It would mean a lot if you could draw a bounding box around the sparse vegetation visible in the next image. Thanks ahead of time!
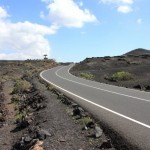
[24,70,32,77]
[74,116,93,125]
[0,60,59,150]
[47,84,55,91]
[82,116,93,126]
[109,71,133,81]
[12,80,31,94]
[15,111,27,122]
[80,72,94,80]
[24,62,32,67]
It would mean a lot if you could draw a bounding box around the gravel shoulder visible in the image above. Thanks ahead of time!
[32,78,109,150]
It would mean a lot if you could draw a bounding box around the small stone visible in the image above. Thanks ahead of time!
[95,125,103,138]
[84,126,88,130]
[36,129,51,140]
[42,120,47,123]
[73,107,81,116]
[0,113,2,117]
[24,136,32,143]
[72,103,78,108]
[59,137,66,142]
[133,85,142,90]
[0,122,3,128]
[28,116,33,122]
[36,131,46,140]
[29,113,33,116]
[40,129,51,136]
[21,136,25,141]
[100,139,112,149]
[146,85,150,91]
[36,140,44,146]
[3,123,8,126]
[17,119,29,128]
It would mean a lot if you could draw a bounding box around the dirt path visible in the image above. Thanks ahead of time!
[0,81,15,150]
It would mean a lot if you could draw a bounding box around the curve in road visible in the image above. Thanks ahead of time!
[40,64,150,150]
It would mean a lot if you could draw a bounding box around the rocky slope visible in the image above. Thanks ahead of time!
[70,48,150,91]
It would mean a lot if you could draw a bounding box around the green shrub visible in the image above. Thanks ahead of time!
[15,111,27,122]
[82,116,93,126]
[47,85,55,91]
[80,72,94,80]
[75,116,93,126]
[111,71,133,81]
[24,62,32,67]
[13,80,31,94]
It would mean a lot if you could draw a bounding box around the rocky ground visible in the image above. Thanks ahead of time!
[0,59,139,150]
[70,48,150,91]
[0,60,115,150]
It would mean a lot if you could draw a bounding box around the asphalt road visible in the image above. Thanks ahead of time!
[40,64,150,150]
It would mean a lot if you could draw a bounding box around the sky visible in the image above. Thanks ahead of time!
[0,0,150,62]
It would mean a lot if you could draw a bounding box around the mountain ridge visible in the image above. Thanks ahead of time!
[124,48,150,56]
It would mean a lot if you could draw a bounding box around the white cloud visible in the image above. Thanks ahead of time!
[0,0,97,60]
[0,6,8,18]
[0,6,58,60]
[137,18,142,24]
[100,0,134,13]
[117,5,132,13]
[41,0,97,28]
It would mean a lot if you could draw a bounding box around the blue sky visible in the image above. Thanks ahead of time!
[0,0,149,62]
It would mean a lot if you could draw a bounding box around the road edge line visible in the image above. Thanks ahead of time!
[40,69,150,129]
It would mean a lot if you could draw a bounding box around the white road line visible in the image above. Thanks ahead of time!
[40,68,150,129]
[56,66,150,103]
[68,64,149,93]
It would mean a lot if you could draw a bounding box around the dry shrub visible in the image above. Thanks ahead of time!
[13,80,31,94]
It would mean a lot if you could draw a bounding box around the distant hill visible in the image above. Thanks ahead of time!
[71,48,150,91]
[124,48,150,56]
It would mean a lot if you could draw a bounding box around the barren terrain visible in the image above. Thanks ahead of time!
[70,49,150,91]
[0,52,145,149]
[0,60,121,150]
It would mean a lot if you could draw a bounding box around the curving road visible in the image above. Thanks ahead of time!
[40,64,150,150]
